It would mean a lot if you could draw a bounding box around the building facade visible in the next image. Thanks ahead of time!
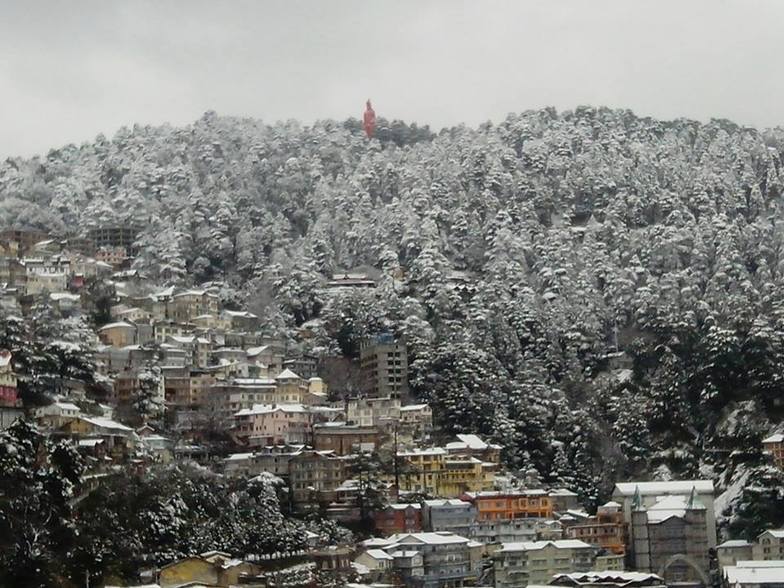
[360,334,409,399]
[762,434,784,469]
[493,540,596,588]
[629,491,711,585]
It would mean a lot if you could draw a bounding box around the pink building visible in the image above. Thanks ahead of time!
[233,403,312,447]
[0,350,19,407]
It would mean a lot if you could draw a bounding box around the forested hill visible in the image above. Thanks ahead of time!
[3,106,784,536]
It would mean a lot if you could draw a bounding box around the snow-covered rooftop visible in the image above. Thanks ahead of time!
[398,447,447,457]
[98,321,135,331]
[724,561,784,583]
[763,433,784,444]
[50,292,81,301]
[234,403,308,417]
[223,310,258,318]
[423,499,471,507]
[614,480,714,496]
[386,532,469,546]
[499,540,593,552]
[386,503,421,511]
[400,403,429,411]
[225,452,255,461]
[81,416,134,432]
[363,549,394,561]
[553,571,664,582]
[717,539,752,548]
[275,368,301,380]
[246,345,271,356]
[54,401,81,412]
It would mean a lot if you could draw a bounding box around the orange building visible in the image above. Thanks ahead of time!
[373,503,423,536]
[763,433,784,469]
[564,501,628,555]
[464,490,553,521]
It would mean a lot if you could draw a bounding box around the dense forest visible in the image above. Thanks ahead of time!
[3,106,784,539]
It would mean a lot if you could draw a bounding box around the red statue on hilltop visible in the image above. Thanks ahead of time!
[363,99,376,138]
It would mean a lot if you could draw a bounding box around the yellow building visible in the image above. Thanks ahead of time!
[158,551,261,587]
[98,321,138,347]
[394,448,496,498]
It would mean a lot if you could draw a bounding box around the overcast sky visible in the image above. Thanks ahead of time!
[2,0,783,158]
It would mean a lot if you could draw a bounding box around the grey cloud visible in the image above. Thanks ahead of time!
[1,0,783,158]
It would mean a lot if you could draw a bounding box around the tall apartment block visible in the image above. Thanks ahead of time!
[360,333,409,399]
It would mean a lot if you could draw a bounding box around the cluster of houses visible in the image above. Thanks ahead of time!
[5,228,784,588]
[0,227,139,311]
[350,481,784,588]
[122,479,784,587]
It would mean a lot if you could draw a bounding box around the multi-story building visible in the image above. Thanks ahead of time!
[395,447,497,499]
[153,321,194,343]
[629,490,711,585]
[423,499,478,537]
[565,501,628,555]
[0,350,18,407]
[612,480,716,553]
[379,532,478,588]
[441,455,496,497]
[400,403,434,432]
[87,226,139,251]
[220,309,260,332]
[475,517,572,546]
[166,335,211,368]
[223,444,305,478]
[762,433,784,469]
[25,266,68,295]
[110,371,165,413]
[207,378,278,423]
[35,400,81,428]
[373,503,423,536]
[0,229,50,253]
[0,256,24,288]
[282,354,319,379]
[274,369,311,403]
[346,395,402,427]
[94,246,127,268]
[233,403,312,447]
[753,529,784,561]
[169,290,219,323]
[246,345,285,375]
[98,322,140,348]
[446,434,501,464]
[114,306,152,324]
[164,370,215,410]
[548,489,581,513]
[355,549,396,580]
[465,490,554,522]
[288,449,348,505]
[0,238,19,257]
[360,333,409,399]
[493,540,596,588]
[313,423,380,455]
[722,560,784,588]
[716,539,753,569]
[62,236,96,257]
[397,448,448,495]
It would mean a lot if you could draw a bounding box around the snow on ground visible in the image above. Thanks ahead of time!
[715,465,751,528]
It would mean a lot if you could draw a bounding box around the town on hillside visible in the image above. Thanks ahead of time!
[1,226,783,588]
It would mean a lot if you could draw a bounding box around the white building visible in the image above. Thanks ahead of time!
[723,560,784,587]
